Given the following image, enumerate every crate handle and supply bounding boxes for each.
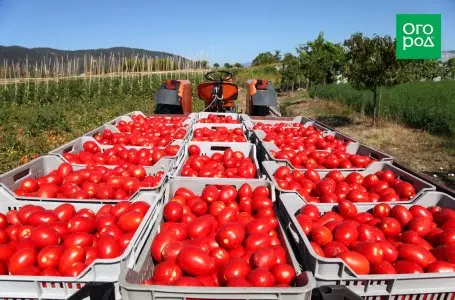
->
[210,146,231,151]
[67,282,115,300]
[287,222,305,248]
[13,169,30,182]
[369,151,380,160]
[315,285,363,300]
[62,146,74,153]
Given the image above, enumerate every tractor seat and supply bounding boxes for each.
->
[197,82,239,101]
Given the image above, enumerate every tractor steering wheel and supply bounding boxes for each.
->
[205,70,233,82]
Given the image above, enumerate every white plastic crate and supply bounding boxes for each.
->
[260,141,393,172]
[279,191,455,298]
[0,187,163,299]
[189,123,248,142]
[49,136,185,170]
[119,178,316,300]
[262,160,435,202]
[172,141,261,179]
[0,155,172,203]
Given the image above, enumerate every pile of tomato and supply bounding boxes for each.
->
[180,145,257,178]
[62,141,180,166]
[198,114,240,124]
[146,184,297,287]
[274,167,416,202]
[192,127,247,142]
[271,149,375,170]
[0,201,149,276]
[94,127,187,146]
[297,200,455,275]
[128,114,190,127]
[14,163,164,200]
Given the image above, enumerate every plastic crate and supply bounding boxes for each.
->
[105,114,193,128]
[0,187,163,300]
[189,123,248,142]
[172,142,261,179]
[252,129,356,145]
[262,160,435,202]
[119,178,316,300]
[0,155,173,203]
[84,124,191,141]
[196,112,241,123]
[104,111,197,126]
[49,136,186,170]
[260,142,393,172]
[279,191,455,298]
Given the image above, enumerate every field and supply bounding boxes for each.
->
[0,72,206,173]
[310,82,455,136]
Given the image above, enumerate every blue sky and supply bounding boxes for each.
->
[0,0,453,64]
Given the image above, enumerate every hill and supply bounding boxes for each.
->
[443,50,455,62]
[0,45,186,65]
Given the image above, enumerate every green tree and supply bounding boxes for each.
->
[273,50,282,61]
[234,63,243,68]
[280,53,304,91]
[297,32,345,86]
[196,60,209,69]
[443,57,455,80]
[252,51,279,66]
[344,33,399,122]
[224,63,232,68]
[213,63,220,69]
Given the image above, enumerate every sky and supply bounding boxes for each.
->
[0,0,454,64]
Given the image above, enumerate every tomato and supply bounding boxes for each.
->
[299,204,320,222]
[248,268,275,287]
[0,243,16,261]
[62,262,86,276]
[191,200,208,216]
[226,277,252,287]
[394,260,423,274]
[217,223,245,249]
[6,210,20,225]
[353,242,384,265]
[397,244,436,268]
[41,268,60,276]
[201,186,219,203]
[152,261,183,284]
[253,186,270,198]
[221,258,251,282]
[311,226,333,246]
[37,245,64,269]
[246,219,272,236]
[271,264,295,285]
[338,200,357,219]
[396,182,416,199]
[296,214,313,236]
[188,215,216,239]
[425,261,455,273]
[8,248,37,275]
[176,246,214,276]
[323,241,348,258]
[97,235,121,258]
[252,247,277,269]
[390,205,413,227]
[244,234,271,252]
[370,260,397,274]
[128,201,150,216]
[219,186,238,203]
[117,211,144,232]
[408,217,432,237]
[378,217,401,237]
[68,216,96,233]
[357,224,383,242]
[377,241,398,263]
[315,211,343,227]
[30,225,61,248]
[27,210,59,226]
[110,202,131,219]
[373,203,391,219]
[188,145,201,156]
[337,251,370,275]
[53,203,76,222]
[333,221,358,246]
[216,207,237,225]
[409,205,433,220]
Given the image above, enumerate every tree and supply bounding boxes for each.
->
[234,63,243,68]
[213,63,220,69]
[297,32,345,86]
[280,53,304,91]
[344,33,399,122]
[273,50,282,61]
[443,57,455,80]
[196,60,209,69]
[252,51,279,66]
[224,63,232,68]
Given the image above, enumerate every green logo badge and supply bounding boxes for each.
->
[396,14,441,59]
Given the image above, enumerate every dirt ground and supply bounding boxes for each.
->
[279,93,455,188]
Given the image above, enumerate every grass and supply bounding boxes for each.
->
[280,92,455,188]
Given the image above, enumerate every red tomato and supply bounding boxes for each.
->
[68,216,96,233]
[271,264,296,285]
[252,247,277,269]
[117,211,144,232]
[353,242,384,265]
[244,234,271,252]
[425,261,455,273]
[151,231,177,262]
[370,260,397,274]
[201,186,220,203]
[7,248,37,275]
[378,217,402,237]
[323,241,348,258]
[311,226,333,246]
[390,205,413,227]
[248,268,275,287]
[338,200,358,219]
[217,223,245,249]
[152,261,183,284]
[128,201,150,216]
[27,210,59,226]
[30,225,61,248]
[97,235,121,258]
[373,203,391,219]
[394,260,423,274]
[333,221,359,246]
[53,203,76,222]
[176,246,215,276]
[408,217,432,237]
[300,204,320,222]
[337,251,370,275]
[37,245,64,269]
[397,244,436,268]
[221,258,251,282]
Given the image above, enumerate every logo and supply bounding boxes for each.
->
[396,14,441,59]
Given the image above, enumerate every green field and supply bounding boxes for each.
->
[0,73,205,172]
[310,81,455,136]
